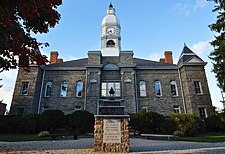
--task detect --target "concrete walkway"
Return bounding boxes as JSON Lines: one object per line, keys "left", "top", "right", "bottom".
{"left": 0, "top": 138, "right": 225, "bottom": 153}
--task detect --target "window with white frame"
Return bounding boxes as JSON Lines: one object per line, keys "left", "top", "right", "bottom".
{"left": 21, "top": 82, "right": 29, "bottom": 95}
{"left": 60, "top": 80, "right": 67, "bottom": 97}
{"left": 76, "top": 81, "right": 83, "bottom": 97}
{"left": 101, "top": 81, "right": 120, "bottom": 97}
{"left": 45, "top": 82, "right": 52, "bottom": 97}
{"left": 199, "top": 107, "right": 207, "bottom": 119}
{"left": 155, "top": 80, "right": 162, "bottom": 96}
{"left": 141, "top": 106, "right": 148, "bottom": 112}
{"left": 139, "top": 80, "right": 147, "bottom": 97}
{"left": 173, "top": 105, "right": 180, "bottom": 113}
{"left": 194, "top": 81, "right": 203, "bottom": 94}
{"left": 74, "top": 106, "right": 81, "bottom": 111}
{"left": 170, "top": 81, "right": 178, "bottom": 96}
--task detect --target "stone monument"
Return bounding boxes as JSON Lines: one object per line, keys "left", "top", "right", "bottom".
{"left": 94, "top": 88, "right": 130, "bottom": 153}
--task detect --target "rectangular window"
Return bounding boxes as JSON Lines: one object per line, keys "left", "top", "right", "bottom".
{"left": 74, "top": 106, "right": 81, "bottom": 111}
{"left": 141, "top": 106, "right": 148, "bottom": 112}
{"left": 199, "top": 107, "right": 207, "bottom": 119}
{"left": 173, "top": 105, "right": 180, "bottom": 113}
{"left": 21, "top": 82, "right": 28, "bottom": 95}
{"left": 139, "top": 81, "right": 147, "bottom": 97}
{"left": 170, "top": 81, "right": 178, "bottom": 96}
{"left": 101, "top": 81, "right": 121, "bottom": 97}
{"left": 155, "top": 80, "right": 162, "bottom": 96}
{"left": 194, "top": 81, "right": 203, "bottom": 94}
{"left": 17, "top": 108, "right": 24, "bottom": 116}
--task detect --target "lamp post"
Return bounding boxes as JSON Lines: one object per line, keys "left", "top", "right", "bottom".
{"left": 109, "top": 87, "right": 115, "bottom": 99}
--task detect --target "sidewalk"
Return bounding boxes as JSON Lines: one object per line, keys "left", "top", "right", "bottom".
{"left": 1, "top": 138, "right": 225, "bottom": 154}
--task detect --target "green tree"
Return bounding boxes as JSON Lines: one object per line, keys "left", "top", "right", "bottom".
{"left": 0, "top": 0, "right": 62, "bottom": 72}
{"left": 208, "top": 0, "right": 225, "bottom": 91}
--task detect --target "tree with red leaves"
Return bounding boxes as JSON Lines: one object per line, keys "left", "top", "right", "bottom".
{"left": 0, "top": 0, "right": 62, "bottom": 72}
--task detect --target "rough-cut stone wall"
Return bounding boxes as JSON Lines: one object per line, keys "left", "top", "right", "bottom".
{"left": 0, "top": 103, "right": 7, "bottom": 115}
{"left": 10, "top": 66, "right": 43, "bottom": 115}
{"left": 179, "top": 65, "right": 214, "bottom": 116}
{"left": 41, "top": 70, "right": 86, "bottom": 114}
{"left": 136, "top": 69, "right": 184, "bottom": 116}
{"left": 94, "top": 116, "right": 130, "bottom": 153}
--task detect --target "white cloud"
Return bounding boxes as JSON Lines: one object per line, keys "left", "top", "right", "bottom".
{"left": 0, "top": 69, "right": 18, "bottom": 110}
{"left": 149, "top": 53, "right": 162, "bottom": 62}
{"left": 63, "top": 55, "right": 79, "bottom": 61}
{"left": 173, "top": 3, "right": 191, "bottom": 17}
{"left": 190, "top": 40, "right": 210, "bottom": 56}
{"left": 173, "top": 0, "right": 208, "bottom": 17}
{"left": 194, "top": 0, "right": 208, "bottom": 11}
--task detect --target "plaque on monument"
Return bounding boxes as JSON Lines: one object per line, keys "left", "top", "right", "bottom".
{"left": 103, "top": 119, "right": 121, "bottom": 143}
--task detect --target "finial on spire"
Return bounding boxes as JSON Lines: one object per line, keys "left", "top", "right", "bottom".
{"left": 184, "top": 42, "right": 186, "bottom": 46}
{"left": 109, "top": 2, "right": 113, "bottom": 8}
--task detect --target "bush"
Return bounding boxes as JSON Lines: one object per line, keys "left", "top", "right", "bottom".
{"left": 38, "top": 131, "right": 50, "bottom": 138}
{"left": 18, "top": 114, "right": 41, "bottom": 134}
{"left": 68, "top": 110, "right": 94, "bottom": 135}
{"left": 40, "top": 110, "right": 67, "bottom": 133}
{"left": 130, "top": 111, "right": 164, "bottom": 134}
{"left": 0, "top": 115, "right": 22, "bottom": 134}
{"left": 205, "top": 115, "right": 224, "bottom": 132}
{"left": 171, "top": 113, "right": 202, "bottom": 137}
{"left": 160, "top": 116, "right": 177, "bottom": 134}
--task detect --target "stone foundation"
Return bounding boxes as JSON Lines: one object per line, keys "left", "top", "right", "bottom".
{"left": 94, "top": 115, "right": 130, "bottom": 153}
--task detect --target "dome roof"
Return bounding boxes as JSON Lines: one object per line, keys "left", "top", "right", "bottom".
{"left": 102, "top": 14, "right": 120, "bottom": 26}
{"left": 101, "top": 3, "right": 120, "bottom": 26}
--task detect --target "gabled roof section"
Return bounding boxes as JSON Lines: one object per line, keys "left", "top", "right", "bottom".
{"left": 177, "top": 44, "right": 205, "bottom": 66}
{"left": 44, "top": 58, "right": 88, "bottom": 70}
{"left": 134, "top": 58, "right": 178, "bottom": 69}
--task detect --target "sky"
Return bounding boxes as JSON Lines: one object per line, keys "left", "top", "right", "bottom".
{"left": 0, "top": 0, "right": 224, "bottom": 111}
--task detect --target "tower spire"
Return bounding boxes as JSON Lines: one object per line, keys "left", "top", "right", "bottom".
{"left": 109, "top": 2, "right": 113, "bottom": 8}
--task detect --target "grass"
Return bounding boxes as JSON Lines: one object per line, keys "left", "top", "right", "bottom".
{"left": 175, "top": 133, "right": 225, "bottom": 143}
{"left": 0, "top": 134, "right": 51, "bottom": 142}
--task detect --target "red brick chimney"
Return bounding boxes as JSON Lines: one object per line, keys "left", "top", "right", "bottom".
{"left": 159, "top": 58, "right": 165, "bottom": 63}
{"left": 164, "top": 51, "right": 173, "bottom": 64}
{"left": 50, "top": 51, "right": 63, "bottom": 64}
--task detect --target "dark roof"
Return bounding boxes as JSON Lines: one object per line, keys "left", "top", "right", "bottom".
{"left": 177, "top": 45, "right": 204, "bottom": 65}
{"left": 134, "top": 58, "right": 177, "bottom": 68}
{"left": 109, "top": 2, "right": 113, "bottom": 8}
{"left": 44, "top": 57, "right": 178, "bottom": 70}
{"left": 44, "top": 58, "right": 88, "bottom": 70}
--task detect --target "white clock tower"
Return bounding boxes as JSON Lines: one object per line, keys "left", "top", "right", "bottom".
{"left": 101, "top": 3, "right": 121, "bottom": 56}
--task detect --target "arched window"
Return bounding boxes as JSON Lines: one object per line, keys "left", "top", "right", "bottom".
{"left": 76, "top": 81, "right": 83, "bottom": 97}
{"left": 139, "top": 80, "right": 147, "bottom": 97}
{"left": 105, "top": 63, "right": 117, "bottom": 69}
{"left": 45, "top": 82, "right": 52, "bottom": 97}
{"left": 155, "top": 80, "right": 162, "bottom": 96}
{"left": 106, "top": 40, "right": 115, "bottom": 47}
{"left": 170, "top": 81, "right": 178, "bottom": 96}
{"left": 60, "top": 80, "right": 67, "bottom": 97}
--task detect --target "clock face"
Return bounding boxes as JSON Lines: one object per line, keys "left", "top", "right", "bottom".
{"left": 106, "top": 27, "right": 115, "bottom": 34}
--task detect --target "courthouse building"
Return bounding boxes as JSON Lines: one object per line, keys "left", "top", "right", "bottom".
{"left": 10, "top": 4, "right": 213, "bottom": 118}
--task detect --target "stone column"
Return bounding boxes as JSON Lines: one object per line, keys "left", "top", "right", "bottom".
{"left": 94, "top": 115, "right": 130, "bottom": 153}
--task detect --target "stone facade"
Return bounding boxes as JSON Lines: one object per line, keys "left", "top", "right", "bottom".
{"left": 0, "top": 102, "right": 6, "bottom": 115}
{"left": 10, "top": 4, "right": 214, "bottom": 118}
{"left": 94, "top": 116, "right": 130, "bottom": 153}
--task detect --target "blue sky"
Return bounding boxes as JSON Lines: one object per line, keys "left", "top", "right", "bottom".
{"left": 0, "top": 0, "right": 223, "bottom": 111}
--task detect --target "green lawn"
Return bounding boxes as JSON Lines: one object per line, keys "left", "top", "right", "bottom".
{"left": 176, "top": 133, "right": 225, "bottom": 143}
{"left": 0, "top": 134, "right": 51, "bottom": 142}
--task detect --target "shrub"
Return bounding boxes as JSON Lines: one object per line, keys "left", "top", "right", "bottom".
{"left": 160, "top": 116, "right": 176, "bottom": 134}
{"left": 38, "top": 131, "right": 50, "bottom": 138}
{"left": 130, "top": 111, "right": 164, "bottom": 134}
{"left": 40, "top": 110, "right": 66, "bottom": 133}
{"left": 171, "top": 113, "right": 202, "bottom": 137}
{"left": 68, "top": 110, "right": 94, "bottom": 135}
{"left": 18, "top": 114, "right": 41, "bottom": 134}
{"left": 0, "top": 115, "right": 21, "bottom": 134}
{"left": 205, "top": 115, "right": 224, "bottom": 132}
